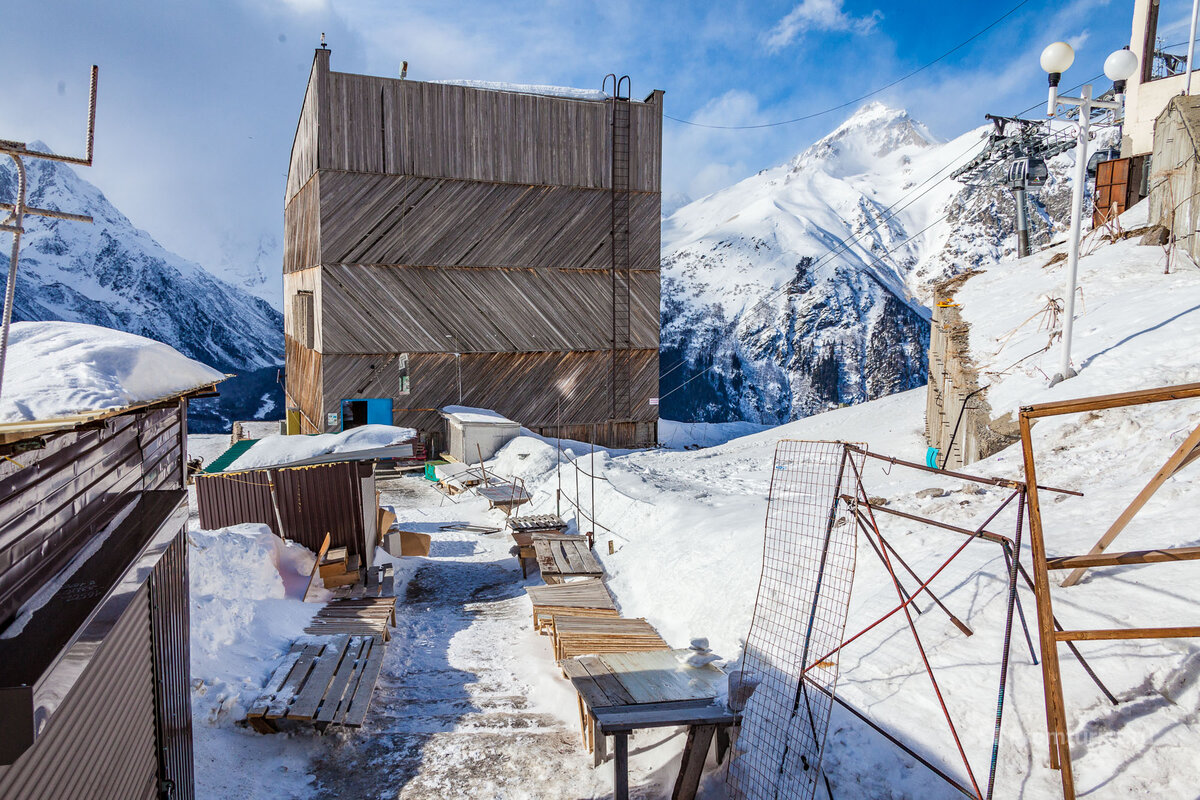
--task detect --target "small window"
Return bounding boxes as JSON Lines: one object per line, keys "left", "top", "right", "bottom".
{"left": 398, "top": 353, "right": 410, "bottom": 395}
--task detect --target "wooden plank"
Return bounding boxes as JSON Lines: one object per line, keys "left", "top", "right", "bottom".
{"left": 1047, "top": 545, "right": 1200, "bottom": 571}
{"left": 1054, "top": 626, "right": 1200, "bottom": 641}
{"left": 303, "top": 532, "right": 332, "bottom": 602}
{"left": 315, "top": 636, "right": 369, "bottom": 723}
{"left": 1019, "top": 410, "right": 1075, "bottom": 794}
{"left": 672, "top": 725, "right": 717, "bottom": 800}
{"left": 247, "top": 643, "right": 306, "bottom": 718}
{"left": 562, "top": 657, "right": 612, "bottom": 712}
{"left": 575, "top": 655, "right": 636, "bottom": 707}
{"left": 593, "top": 704, "right": 740, "bottom": 734}
{"left": 265, "top": 644, "right": 324, "bottom": 719}
{"left": 1020, "top": 381, "right": 1200, "bottom": 419}
{"left": 1062, "top": 422, "right": 1200, "bottom": 586}
{"left": 342, "top": 635, "right": 387, "bottom": 727}
{"left": 288, "top": 635, "right": 351, "bottom": 720}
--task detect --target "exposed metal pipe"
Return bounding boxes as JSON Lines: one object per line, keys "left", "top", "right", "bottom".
{"left": 0, "top": 154, "right": 27, "bottom": 402}
{"left": 1187, "top": 0, "right": 1200, "bottom": 95}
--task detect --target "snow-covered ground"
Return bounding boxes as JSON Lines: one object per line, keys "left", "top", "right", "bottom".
{"left": 184, "top": 205, "right": 1198, "bottom": 798}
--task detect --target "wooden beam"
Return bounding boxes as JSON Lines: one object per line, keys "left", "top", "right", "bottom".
{"left": 1054, "top": 626, "right": 1200, "bottom": 642}
{"left": 1047, "top": 545, "right": 1200, "bottom": 571}
{"left": 1019, "top": 411, "right": 1076, "bottom": 797}
{"left": 671, "top": 725, "right": 717, "bottom": 800}
{"left": 1020, "top": 381, "right": 1200, "bottom": 419}
{"left": 1062, "top": 422, "right": 1200, "bottom": 587}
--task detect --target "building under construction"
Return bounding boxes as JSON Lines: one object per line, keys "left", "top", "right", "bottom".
{"left": 283, "top": 49, "right": 662, "bottom": 448}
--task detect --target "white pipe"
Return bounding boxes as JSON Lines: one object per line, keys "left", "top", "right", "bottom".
{"left": 1056, "top": 85, "right": 1092, "bottom": 385}
{"left": 1188, "top": 0, "right": 1200, "bottom": 94}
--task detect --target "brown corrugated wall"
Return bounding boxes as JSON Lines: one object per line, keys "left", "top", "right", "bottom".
{"left": 150, "top": 531, "right": 194, "bottom": 800}
{"left": 0, "top": 586, "right": 158, "bottom": 800}
{"left": 194, "top": 461, "right": 374, "bottom": 559}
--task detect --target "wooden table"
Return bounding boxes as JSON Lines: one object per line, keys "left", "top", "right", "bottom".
{"left": 563, "top": 649, "right": 739, "bottom": 800}
{"left": 533, "top": 533, "right": 603, "bottom": 583}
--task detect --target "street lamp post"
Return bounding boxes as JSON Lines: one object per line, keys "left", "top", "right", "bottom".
{"left": 1039, "top": 42, "right": 1138, "bottom": 386}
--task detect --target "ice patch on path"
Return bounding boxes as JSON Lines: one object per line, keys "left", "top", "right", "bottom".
{"left": 189, "top": 523, "right": 325, "bottom": 799}
{"left": 0, "top": 321, "right": 224, "bottom": 422}
{"left": 225, "top": 423, "right": 417, "bottom": 471}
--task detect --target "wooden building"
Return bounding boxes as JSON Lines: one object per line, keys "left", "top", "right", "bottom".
{"left": 0, "top": 385, "right": 212, "bottom": 799}
{"left": 283, "top": 50, "right": 662, "bottom": 448}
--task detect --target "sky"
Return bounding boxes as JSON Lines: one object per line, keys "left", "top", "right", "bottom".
{"left": 3, "top": 0, "right": 1139, "bottom": 292}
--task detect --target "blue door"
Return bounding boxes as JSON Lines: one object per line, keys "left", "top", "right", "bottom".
{"left": 340, "top": 398, "right": 393, "bottom": 430}
{"left": 366, "top": 398, "right": 393, "bottom": 425}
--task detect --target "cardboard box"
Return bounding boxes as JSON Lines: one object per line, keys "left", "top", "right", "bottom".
{"left": 383, "top": 530, "right": 431, "bottom": 557}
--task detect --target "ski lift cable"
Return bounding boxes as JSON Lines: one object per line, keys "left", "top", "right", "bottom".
{"left": 663, "top": 0, "right": 1032, "bottom": 130}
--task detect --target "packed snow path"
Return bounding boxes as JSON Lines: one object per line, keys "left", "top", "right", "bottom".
{"left": 307, "top": 476, "right": 608, "bottom": 799}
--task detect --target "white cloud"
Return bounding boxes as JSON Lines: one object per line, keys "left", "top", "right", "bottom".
{"left": 764, "top": 0, "right": 883, "bottom": 52}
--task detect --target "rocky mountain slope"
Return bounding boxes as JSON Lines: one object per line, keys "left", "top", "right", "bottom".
{"left": 0, "top": 145, "right": 283, "bottom": 431}
{"left": 660, "top": 102, "right": 1080, "bottom": 424}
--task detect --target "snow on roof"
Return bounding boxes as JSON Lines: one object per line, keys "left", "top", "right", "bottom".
{"left": 441, "top": 405, "right": 519, "bottom": 425}
{"left": 0, "top": 321, "right": 224, "bottom": 424}
{"left": 224, "top": 424, "right": 418, "bottom": 471}
{"left": 428, "top": 79, "right": 608, "bottom": 102}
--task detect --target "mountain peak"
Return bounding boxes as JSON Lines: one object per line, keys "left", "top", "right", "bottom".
{"left": 791, "top": 102, "right": 937, "bottom": 175}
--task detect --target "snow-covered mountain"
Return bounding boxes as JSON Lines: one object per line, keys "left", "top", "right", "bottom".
{"left": 0, "top": 144, "right": 284, "bottom": 431}
{"left": 660, "top": 102, "right": 1078, "bottom": 424}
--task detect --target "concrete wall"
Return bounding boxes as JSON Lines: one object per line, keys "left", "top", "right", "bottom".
{"left": 925, "top": 274, "right": 1019, "bottom": 470}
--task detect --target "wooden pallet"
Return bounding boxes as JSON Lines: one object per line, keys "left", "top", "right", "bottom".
{"left": 330, "top": 564, "right": 395, "bottom": 599}
{"left": 550, "top": 615, "right": 670, "bottom": 661}
{"left": 533, "top": 533, "right": 603, "bottom": 584}
{"left": 508, "top": 513, "right": 568, "bottom": 533}
{"left": 305, "top": 596, "right": 397, "bottom": 641}
{"left": 526, "top": 578, "right": 618, "bottom": 632}
{"left": 245, "top": 634, "right": 386, "bottom": 732}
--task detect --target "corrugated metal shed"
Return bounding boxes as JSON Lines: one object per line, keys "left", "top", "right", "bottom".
{"left": 194, "top": 460, "right": 377, "bottom": 561}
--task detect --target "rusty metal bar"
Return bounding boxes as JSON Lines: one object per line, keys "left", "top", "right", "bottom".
{"left": 842, "top": 495, "right": 1012, "bottom": 546}
{"left": 846, "top": 444, "right": 1082, "bottom": 496}
{"left": 0, "top": 203, "right": 92, "bottom": 223}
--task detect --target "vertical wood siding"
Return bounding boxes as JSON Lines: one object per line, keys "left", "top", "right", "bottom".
{"left": 283, "top": 172, "right": 321, "bottom": 274}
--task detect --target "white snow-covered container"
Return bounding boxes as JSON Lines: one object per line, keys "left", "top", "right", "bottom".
{"left": 441, "top": 406, "right": 520, "bottom": 463}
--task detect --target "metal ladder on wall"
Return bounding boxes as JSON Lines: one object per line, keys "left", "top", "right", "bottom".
{"left": 606, "top": 74, "right": 633, "bottom": 421}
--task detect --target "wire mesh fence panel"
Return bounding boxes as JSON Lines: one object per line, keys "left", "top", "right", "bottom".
{"left": 729, "top": 440, "right": 861, "bottom": 800}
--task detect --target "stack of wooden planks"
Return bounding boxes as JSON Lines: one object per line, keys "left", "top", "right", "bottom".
{"left": 533, "top": 533, "right": 603, "bottom": 584}
{"left": 508, "top": 514, "right": 568, "bottom": 577}
{"left": 550, "top": 615, "right": 669, "bottom": 661}
{"left": 526, "top": 578, "right": 618, "bottom": 632}
{"left": 245, "top": 634, "right": 386, "bottom": 733}
{"left": 304, "top": 596, "right": 397, "bottom": 641}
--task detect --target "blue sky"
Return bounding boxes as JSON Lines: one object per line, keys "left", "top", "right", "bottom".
{"left": 3, "top": 0, "right": 1134, "bottom": 277}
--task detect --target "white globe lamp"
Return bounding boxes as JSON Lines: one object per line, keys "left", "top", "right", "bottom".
{"left": 1103, "top": 48, "right": 1139, "bottom": 83}
{"left": 1040, "top": 42, "right": 1076, "bottom": 76}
